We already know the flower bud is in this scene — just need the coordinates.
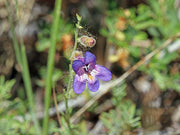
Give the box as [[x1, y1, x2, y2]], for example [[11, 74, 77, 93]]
[[79, 35, 96, 48]]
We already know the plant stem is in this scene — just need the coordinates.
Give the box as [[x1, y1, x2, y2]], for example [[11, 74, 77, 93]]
[[63, 15, 81, 135], [66, 18, 80, 95], [5, 1, 41, 134], [42, 0, 62, 134], [53, 87, 62, 127], [21, 45, 41, 135], [64, 95, 74, 135], [5, 0, 21, 65]]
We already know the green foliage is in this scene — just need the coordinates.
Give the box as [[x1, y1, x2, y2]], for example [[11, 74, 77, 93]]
[[101, 0, 180, 92], [52, 117, 79, 135], [134, 0, 180, 38], [100, 84, 141, 134], [153, 70, 180, 91], [0, 76, 15, 100], [0, 76, 16, 115], [0, 76, 36, 135], [111, 83, 127, 106], [0, 118, 36, 135], [101, 0, 180, 50], [139, 51, 180, 91]]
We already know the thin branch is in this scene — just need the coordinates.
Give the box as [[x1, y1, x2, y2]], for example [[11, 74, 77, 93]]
[[70, 32, 180, 124], [53, 87, 62, 127]]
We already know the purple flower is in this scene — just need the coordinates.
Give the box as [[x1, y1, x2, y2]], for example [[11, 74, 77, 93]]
[[72, 51, 112, 94]]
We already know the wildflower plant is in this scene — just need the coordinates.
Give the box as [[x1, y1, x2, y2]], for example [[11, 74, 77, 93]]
[[59, 14, 113, 135]]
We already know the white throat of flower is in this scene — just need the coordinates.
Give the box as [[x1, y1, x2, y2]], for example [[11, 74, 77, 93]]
[[79, 69, 99, 83]]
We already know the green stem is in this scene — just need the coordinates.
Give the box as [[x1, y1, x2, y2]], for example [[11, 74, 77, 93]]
[[66, 20, 80, 95], [14, 0, 19, 17], [5, 0, 21, 65], [64, 95, 74, 135], [42, 0, 62, 134], [63, 15, 81, 135], [5, 1, 41, 134], [21, 46, 41, 135]]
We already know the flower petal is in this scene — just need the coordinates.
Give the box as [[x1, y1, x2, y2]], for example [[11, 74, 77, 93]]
[[73, 75, 86, 94], [77, 57, 84, 62], [87, 79, 99, 92], [72, 60, 84, 74], [95, 64, 112, 81], [84, 51, 96, 65]]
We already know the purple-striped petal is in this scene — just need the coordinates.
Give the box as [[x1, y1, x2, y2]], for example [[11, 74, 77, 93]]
[[84, 51, 96, 65], [87, 79, 99, 92], [95, 64, 112, 81], [73, 75, 86, 94], [72, 60, 84, 74]]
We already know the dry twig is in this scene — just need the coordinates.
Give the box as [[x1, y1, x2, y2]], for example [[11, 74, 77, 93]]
[[53, 87, 62, 127]]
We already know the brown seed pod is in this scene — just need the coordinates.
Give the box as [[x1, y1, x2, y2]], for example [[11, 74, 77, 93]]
[[79, 35, 96, 48]]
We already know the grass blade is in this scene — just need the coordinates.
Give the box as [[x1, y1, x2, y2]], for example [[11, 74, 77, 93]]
[[42, 0, 62, 134]]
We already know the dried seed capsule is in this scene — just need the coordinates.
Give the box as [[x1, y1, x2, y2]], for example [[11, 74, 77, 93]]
[[79, 35, 96, 47]]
